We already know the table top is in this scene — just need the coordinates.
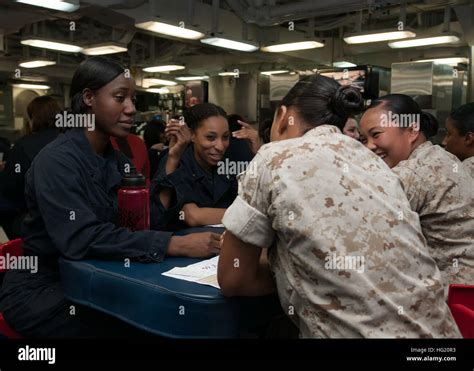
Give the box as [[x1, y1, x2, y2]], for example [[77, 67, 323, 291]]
[[59, 227, 281, 338]]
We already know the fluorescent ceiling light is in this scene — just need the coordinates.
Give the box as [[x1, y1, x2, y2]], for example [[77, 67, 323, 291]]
[[201, 37, 258, 52], [19, 59, 56, 68], [135, 21, 204, 40], [389, 35, 460, 49], [142, 78, 177, 87], [13, 83, 50, 90], [82, 43, 128, 55], [175, 76, 209, 81], [143, 65, 185, 73], [261, 41, 324, 52], [218, 71, 240, 77], [414, 57, 468, 66], [344, 29, 416, 44], [333, 61, 357, 68], [21, 38, 82, 53], [260, 70, 289, 75], [146, 88, 170, 94], [15, 0, 79, 12]]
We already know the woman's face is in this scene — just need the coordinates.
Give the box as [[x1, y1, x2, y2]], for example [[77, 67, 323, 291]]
[[442, 117, 467, 160], [192, 115, 230, 168], [343, 118, 360, 140], [88, 73, 137, 138], [360, 106, 416, 168]]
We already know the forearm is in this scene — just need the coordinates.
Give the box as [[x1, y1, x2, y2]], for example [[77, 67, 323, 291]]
[[167, 235, 187, 256], [184, 207, 226, 227], [159, 155, 181, 209]]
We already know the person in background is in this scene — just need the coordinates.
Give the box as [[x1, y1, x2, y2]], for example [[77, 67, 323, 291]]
[[110, 133, 150, 184], [150, 103, 237, 231], [0, 136, 10, 171], [258, 118, 272, 146], [225, 114, 254, 163], [0, 96, 60, 239], [217, 75, 460, 338], [443, 102, 474, 177], [342, 115, 360, 140], [359, 94, 474, 293], [231, 117, 273, 155], [0, 57, 222, 338], [143, 117, 168, 178]]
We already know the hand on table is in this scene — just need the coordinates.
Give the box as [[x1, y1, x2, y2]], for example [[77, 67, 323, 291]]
[[181, 232, 222, 258]]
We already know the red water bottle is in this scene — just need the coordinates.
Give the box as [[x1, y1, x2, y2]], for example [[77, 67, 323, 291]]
[[118, 166, 150, 231]]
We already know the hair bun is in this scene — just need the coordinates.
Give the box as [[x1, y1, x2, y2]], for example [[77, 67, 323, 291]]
[[420, 111, 439, 138], [330, 85, 364, 118]]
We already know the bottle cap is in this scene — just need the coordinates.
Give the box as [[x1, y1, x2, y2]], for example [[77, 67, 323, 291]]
[[121, 165, 146, 187]]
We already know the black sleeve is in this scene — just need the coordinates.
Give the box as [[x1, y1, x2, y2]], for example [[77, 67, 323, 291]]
[[29, 152, 172, 262], [149, 153, 195, 231], [0, 142, 30, 203]]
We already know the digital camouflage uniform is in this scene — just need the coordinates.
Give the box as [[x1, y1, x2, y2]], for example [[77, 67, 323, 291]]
[[393, 141, 474, 292], [463, 156, 474, 178], [223, 125, 461, 338]]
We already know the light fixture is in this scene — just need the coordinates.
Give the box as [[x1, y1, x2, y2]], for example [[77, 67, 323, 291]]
[[21, 38, 82, 53], [261, 41, 324, 52], [19, 58, 56, 68], [388, 34, 460, 49], [175, 76, 209, 81], [13, 83, 51, 90], [414, 57, 469, 66], [343, 29, 416, 44], [82, 43, 128, 55], [201, 37, 259, 52], [146, 88, 170, 94], [260, 70, 289, 75], [143, 65, 185, 73], [218, 71, 240, 77], [15, 0, 79, 12], [142, 78, 177, 87], [333, 61, 357, 68], [135, 21, 204, 40]]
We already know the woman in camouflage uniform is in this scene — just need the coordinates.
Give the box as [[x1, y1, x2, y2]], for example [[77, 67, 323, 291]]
[[217, 76, 460, 338], [360, 94, 474, 294]]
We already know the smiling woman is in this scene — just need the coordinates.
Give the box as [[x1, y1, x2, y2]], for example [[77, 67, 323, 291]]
[[0, 57, 224, 338], [359, 94, 474, 294], [150, 103, 238, 231]]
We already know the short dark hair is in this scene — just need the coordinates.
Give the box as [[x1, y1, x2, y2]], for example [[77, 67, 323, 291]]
[[143, 119, 166, 148], [449, 102, 474, 135], [369, 94, 439, 138], [183, 103, 227, 130], [259, 118, 272, 144], [227, 114, 244, 132], [280, 74, 364, 131], [26, 95, 61, 133], [70, 56, 126, 114]]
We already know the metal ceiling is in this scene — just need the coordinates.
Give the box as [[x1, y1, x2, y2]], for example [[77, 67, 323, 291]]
[[0, 0, 471, 82]]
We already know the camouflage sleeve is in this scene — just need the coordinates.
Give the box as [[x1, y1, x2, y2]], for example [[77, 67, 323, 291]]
[[222, 152, 275, 248], [392, 164, 425, 213]]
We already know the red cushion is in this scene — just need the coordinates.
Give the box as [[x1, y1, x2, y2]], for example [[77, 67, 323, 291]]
[[0, 313, 22, 339], [448, 284, 474, 310], [449, 304, 474, 338]]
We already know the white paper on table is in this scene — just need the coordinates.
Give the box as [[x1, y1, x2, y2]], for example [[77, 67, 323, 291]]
[[162, 256, 220, 289]]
